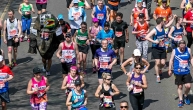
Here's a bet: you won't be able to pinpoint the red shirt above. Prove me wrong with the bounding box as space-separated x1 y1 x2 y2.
0 65 14 76
184 10 193 32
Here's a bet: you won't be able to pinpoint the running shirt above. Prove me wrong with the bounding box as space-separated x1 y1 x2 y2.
132 7 146 23
90 26 100 44
184 10 193 32
154 6 172 22
172 26 183 43
108 0 119 6
6 18 18 40
95 48 116 72
67 75 80 89
71 89 85 108
135 21 149 41
30 76 47 104
173 47 190 75
111 21 128 39
95 5 107 27
76 30 88 45
152 27 166 49
36 0 47 4
100 84 114 107
0 65 13 93
21 3 32 18
78 1 85 7
130 74 143 94
62 42 76 64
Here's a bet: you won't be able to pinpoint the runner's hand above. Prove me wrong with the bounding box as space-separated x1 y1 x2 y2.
153 40 159 44
4 39 7 44
107 64 112 69
140 70 146 74
3 79 7 83
100 93 104 98
168 70 173 76
129 22 133 26
33 87 38 92
60 59 65 63
74 98 79 103
125 38 129 43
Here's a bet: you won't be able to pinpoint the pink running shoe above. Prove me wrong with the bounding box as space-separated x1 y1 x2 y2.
27 38 30 42
20 37 24 42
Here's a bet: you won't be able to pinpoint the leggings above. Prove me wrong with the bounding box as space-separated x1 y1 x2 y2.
31 102 47 110
145 0 152 16
129 92 144 110
22 17 32 35
90 44 101 59
136 40 148 60
186 32 193 48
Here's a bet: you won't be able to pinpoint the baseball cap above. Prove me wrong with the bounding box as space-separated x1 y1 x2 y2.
133 49 141 56
75 80 81 86
138 13 145 18
58 14 64 20
73 0 79 3
33 67 42 74
137 0 143 3
0 55 3 62
92 18 99 23
104 22 110 27
162 0 167 2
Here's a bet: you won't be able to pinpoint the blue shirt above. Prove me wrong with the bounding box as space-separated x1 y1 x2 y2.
71 89 85 109
152 27 166 49
94 5 107 28
172 26 183 43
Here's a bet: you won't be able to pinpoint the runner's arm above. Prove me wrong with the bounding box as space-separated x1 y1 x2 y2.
27 80 36 95
66 22 71 32
180 0 186 9
84 0 91 9
61 76 68 90
56 43 63 59
83 90 88 105
69 1 74 9
141 75 148 89
96 31 102 43
30 4 35 13
126 74 132 86
165 14 175 28
94 52 99 68
142 58 150 73
111 84 120 96
66 92 73 106
187 48 193 66
130 11 134 24
132 23 139 35
0 18 2 30
73 31 78 43
95 85 102 98
168 26 175 40
44 77 50 92
106 6 110 21
153 8 158 20
145 29 156 43
18 4 23 15
82 9 87 22
17 20 22 37
3 20 7 41
80 76 85 88
183 16 193 23
109 57 117 67
125 25 129 40
74 43 79 62
91 6 96 18
144 9 149 21
168 49 175 71
121 58 132 74
68 8 74 21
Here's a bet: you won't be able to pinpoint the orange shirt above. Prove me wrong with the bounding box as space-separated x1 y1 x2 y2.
135 21 149 38
108 0 119 6
154 6 172 22
132 8 146 23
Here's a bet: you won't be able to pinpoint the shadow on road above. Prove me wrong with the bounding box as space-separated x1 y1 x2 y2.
114 92 127 100
143 99 158 109
119 2 130 7
112 71 123 80
5 57 33 65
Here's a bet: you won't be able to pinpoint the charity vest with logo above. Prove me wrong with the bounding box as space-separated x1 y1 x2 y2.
62 42 76 64
36 0 47 4
130 74 143 94
0 66 12 93
66 75 80 95
30 76 47 104
136 21 148 41
152 27 166 49
172 26 183 43
76 30 88 45
95 5 107 27
113 21 127 38
71 89 85 108
173 47 190 75
6 18 18 40
133 7 146 23
71 7 83 28
21 3 32 18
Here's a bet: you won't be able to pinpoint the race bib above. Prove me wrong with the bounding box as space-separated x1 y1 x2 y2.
103 96 113 103
106 38 112 44
0 80 5 89
41 32 49 40
97 13 104 20
158 38 165 47
179 60 188 68
9 29 17 36
62 50 75 63
115 31 123 37
175 35 182 42
77 36 87 40
99 57 111 69
133 85 143 94
73 12 81 19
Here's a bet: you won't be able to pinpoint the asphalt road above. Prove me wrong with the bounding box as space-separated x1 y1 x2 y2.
0 0 193 110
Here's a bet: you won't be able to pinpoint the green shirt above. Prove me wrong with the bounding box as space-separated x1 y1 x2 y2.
78 1 85 7
21 3 32 18
76 29 88 45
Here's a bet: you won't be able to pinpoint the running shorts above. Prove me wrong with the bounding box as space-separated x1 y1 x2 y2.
0 91 10 103
113 38 125 49
151 48 166 59
78 45 89 54
36 3 47 11
174 74 192 85
7 38 20 47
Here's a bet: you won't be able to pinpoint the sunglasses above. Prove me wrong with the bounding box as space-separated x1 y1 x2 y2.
120 106 128 108
106 78 111 81
135 67 141 69
66 36 71 38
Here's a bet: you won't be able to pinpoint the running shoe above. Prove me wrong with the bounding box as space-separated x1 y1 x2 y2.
46 71 50 76
42 67 46 72
8 64 13 69
156 76 161 83
93 67 96 73
13 62 18 67
184 95 190 105
27 38 30 42
20 37 24 42
178 100 184 108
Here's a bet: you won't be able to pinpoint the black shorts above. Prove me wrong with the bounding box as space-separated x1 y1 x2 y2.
174 74 192 85
90 44 101 59
66 0 72 8
107 3 118 11
78 45 89 54
7 38 19 47
151 48 166 59
36 3 47 11
61 63 74 74
0 91 10 103
113 38 125 49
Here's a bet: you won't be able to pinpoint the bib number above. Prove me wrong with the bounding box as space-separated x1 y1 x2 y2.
115 31 123 37
77 36 87 40
9 29 17 37
99 57 111 69
97 13 104 20
103 96 113 107
133 85 143 94
179 60 188 68
73 12 81 20
158 38 165 47
0 80 5 89
175 35 182 42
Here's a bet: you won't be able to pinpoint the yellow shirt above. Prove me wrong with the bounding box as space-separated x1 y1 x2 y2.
158 0 170 6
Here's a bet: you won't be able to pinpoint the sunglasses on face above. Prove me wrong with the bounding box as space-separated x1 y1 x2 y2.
135 67 141 69
66 36 71 38
106 78 111 81
120 106 128 108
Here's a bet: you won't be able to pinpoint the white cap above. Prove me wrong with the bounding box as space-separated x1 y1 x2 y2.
0 55 3 62
133 49 141 56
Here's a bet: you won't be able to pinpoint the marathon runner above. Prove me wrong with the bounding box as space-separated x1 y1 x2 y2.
66 80 88 110
90 0 95 8
91 0 110 28
96 21 114 49
89 18 102 73
56 32 79 78
27 67 50 110
126 63 148 110
180 0 191 17
119 101 129 110
107 0 120 23
132 13 149 60
61 66 84 110
18 0 35 42
183 3 193 48
3 9 21 68
36 0 47 15
68 0 87 36
95 73 120 110
168 40 193 108
168 16 185 49
94 39 117 84
0 49 5 65
69 0 91 9
0 18 2 47
135 0 146 8
130 0 149 26
0 55 14 110
145 16 176 83
111 12 129 65
73 22 90 75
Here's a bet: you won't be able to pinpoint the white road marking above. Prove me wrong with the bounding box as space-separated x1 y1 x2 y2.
31 23 35 24
190 90 193 95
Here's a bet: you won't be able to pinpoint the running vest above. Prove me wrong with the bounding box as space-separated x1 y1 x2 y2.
136 21 148 41
113 21 126 38
95 5 106 21
67 75 80 88
62 42 76 64
36 0 47 4
90 26 100 44
152 27 166 49
76 30 88 45
71 89 85 108
173 47 190 75
21 3 32 18
30 76 47 104
130 74 143 94
133 7 146 23
72 7 82 26
172 26 183 43
6 18 18 40
0 67 10 93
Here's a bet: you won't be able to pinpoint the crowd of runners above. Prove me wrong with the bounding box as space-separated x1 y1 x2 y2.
0 0 193 110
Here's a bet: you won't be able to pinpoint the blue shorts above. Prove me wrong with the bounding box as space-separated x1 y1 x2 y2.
98 69 112 79
107 3 118 11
